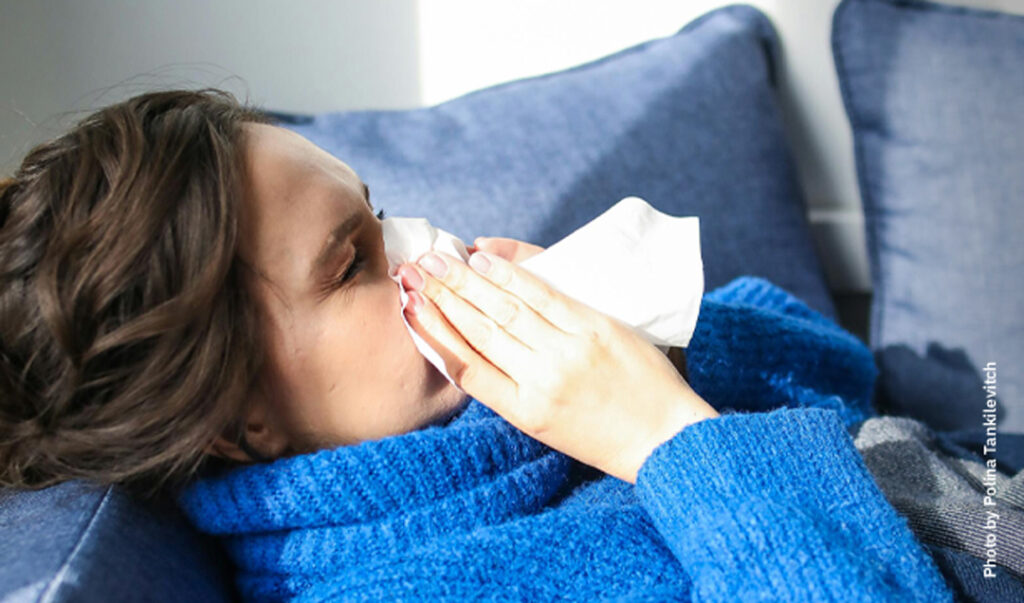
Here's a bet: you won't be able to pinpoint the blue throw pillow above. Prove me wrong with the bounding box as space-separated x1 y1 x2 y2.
274 5 835 317
833 0 1024 434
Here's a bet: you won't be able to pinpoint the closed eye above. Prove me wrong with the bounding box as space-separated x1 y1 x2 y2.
322 207 386 295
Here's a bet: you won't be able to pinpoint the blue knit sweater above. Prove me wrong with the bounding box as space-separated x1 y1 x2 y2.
178 277 953 602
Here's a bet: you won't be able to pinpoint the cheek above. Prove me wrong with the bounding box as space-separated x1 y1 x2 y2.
308 276 427 411
256 308 321 423
337 280 413 368
378 278 418 355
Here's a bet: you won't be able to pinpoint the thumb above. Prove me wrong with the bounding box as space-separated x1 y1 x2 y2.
473 236 515 260
474 236 545 264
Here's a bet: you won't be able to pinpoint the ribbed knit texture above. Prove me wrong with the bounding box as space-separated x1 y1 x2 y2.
178 277 953 602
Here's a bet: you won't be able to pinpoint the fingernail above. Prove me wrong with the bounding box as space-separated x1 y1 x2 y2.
398 265 424 291
469 252 491 274
418 252 448 278
406 290 423 313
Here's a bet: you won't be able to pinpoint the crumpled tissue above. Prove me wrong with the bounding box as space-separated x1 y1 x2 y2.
382 196 703 388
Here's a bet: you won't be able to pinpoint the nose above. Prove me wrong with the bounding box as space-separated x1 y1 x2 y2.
380 215 471 278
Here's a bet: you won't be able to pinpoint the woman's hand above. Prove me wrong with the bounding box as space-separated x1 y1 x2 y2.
396 245 719 484
474 236 689 379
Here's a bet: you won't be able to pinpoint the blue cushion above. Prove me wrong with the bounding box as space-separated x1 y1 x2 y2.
833 0 1024 433
0 482 234 602
275 5 835 317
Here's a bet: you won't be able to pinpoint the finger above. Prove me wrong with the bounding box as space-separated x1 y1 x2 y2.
411 250 572 349
475 237 544 264
464 250 592 335
403 259 540 380
403 291 519 401
473 237 513 260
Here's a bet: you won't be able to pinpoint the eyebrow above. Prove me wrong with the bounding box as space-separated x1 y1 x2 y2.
309 182 372 280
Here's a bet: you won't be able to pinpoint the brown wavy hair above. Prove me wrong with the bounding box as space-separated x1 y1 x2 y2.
0 88 276 500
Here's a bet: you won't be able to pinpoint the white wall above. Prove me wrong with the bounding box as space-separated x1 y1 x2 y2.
0 0 421 170
3 0 1020 292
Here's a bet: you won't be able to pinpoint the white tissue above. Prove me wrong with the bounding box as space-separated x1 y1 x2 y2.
383 196 703 389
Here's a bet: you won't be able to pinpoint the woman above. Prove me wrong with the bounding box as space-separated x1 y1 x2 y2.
0 89 952 601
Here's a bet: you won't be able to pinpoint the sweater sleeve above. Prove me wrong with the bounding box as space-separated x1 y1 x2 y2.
635 405 953 602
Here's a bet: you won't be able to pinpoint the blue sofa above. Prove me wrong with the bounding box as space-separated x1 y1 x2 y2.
0 481 235 602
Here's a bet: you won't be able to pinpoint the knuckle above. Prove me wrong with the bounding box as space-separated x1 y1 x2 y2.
562 330 603 373
430 284 455 309
527 290 551 316
445 261 469 291
492 261 514 288
493 298 522 328
463 318 495 352
588 315 616 345
575 323 604 352
585 326 606 349
528 280 562 317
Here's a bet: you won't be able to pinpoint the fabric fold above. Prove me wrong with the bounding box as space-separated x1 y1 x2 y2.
180 400 564 536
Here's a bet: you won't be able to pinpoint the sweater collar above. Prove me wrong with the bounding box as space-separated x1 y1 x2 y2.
178 398 573 536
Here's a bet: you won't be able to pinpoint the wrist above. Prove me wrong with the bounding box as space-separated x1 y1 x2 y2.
625 388 719 484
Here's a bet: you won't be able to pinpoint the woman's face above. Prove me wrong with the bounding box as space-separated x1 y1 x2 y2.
230 123 469 457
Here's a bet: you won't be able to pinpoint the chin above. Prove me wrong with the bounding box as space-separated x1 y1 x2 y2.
417 353 470 426
422 353 455 394
428 392 471 428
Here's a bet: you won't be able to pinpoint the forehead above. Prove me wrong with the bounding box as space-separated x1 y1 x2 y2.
237 124 363 283
241 123 361 199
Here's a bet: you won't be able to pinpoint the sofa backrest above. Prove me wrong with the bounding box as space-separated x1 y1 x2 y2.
0 481 235 602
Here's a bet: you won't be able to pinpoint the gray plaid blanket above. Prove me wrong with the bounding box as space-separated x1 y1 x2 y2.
854 416 1024 601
